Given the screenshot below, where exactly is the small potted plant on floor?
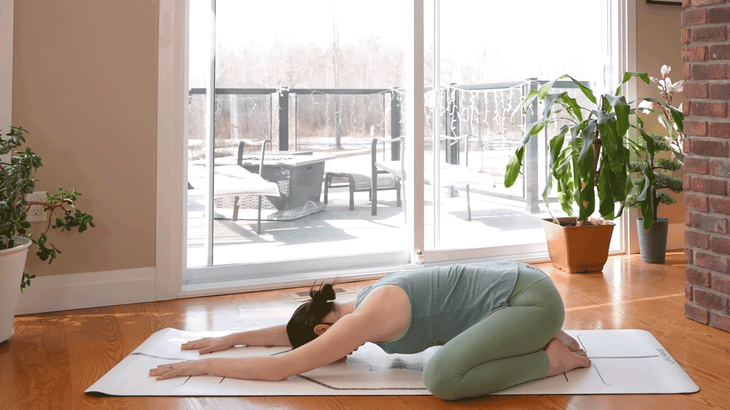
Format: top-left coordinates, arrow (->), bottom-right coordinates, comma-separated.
1,126 -> 94,342
628,65 -> 685,264
505,72 -> 650,273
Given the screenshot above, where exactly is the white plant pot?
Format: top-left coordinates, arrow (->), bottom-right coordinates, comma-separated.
0,237 -> 32,343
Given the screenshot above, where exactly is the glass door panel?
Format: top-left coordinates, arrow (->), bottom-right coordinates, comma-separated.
424,0 -> 623,254
185,0 -> 410,281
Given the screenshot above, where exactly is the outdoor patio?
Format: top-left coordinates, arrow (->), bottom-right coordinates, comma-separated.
185,80 -> 595,268
186,147 -> 556,268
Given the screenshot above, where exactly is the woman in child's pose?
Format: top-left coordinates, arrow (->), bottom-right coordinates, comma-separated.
150,261 -> 590,400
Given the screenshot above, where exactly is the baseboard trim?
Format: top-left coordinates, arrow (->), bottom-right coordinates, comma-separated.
13,224 -> 686,315
15,267 -> 156,315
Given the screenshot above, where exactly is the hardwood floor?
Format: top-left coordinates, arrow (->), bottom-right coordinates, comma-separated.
2,252 -> 730,409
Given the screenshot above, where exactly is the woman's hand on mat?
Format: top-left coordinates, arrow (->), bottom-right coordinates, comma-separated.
181,336 -> 235,354
149,360 -> 208,380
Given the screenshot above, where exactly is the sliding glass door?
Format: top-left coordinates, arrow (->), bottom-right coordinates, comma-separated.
422,0 -> 626,261
184,0 -> 628,288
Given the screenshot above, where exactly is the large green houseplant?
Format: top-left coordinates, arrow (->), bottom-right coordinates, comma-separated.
505,72 -> 651,272
626,131 -> 683,263
1,126 -> 94,342
628,65 -> 685,263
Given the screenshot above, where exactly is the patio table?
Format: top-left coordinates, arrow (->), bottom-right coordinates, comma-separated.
215,152 -> 335,221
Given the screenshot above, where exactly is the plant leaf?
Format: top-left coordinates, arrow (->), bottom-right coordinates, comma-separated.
565,75 -> 596,104
504,146 -> 525,188
669,105 -> 684,133
578,120 -> 597,163
616,72 -> 650,95
638,128 -> 656,156
538,77 -> 561,99
543,92 -> 568,120
512,89 -> 541,120
525,119 -> 546,141
577,183 -> 595,221
604,94 -> 630,138
559,93 -> 583,122
636,165 -> 654,202
598,164 -> 615,218
594,109 -> 625,176
640,201 -> 654,230
548,126 -> 569,170
641,97 -> 661,103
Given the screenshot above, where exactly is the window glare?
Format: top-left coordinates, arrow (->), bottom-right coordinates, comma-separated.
190,0 -> 603,88
432,0 -> 603,82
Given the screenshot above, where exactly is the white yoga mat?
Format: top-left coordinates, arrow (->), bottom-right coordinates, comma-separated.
85,328 -> 699,396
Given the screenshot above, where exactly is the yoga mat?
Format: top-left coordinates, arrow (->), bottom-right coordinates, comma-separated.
85,328 -> 699,396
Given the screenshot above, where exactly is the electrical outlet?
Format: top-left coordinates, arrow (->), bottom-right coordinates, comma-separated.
26,191 -> 47,222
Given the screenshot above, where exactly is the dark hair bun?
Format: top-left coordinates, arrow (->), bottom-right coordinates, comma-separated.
287,280 -> 340,348
310,283 -> 336,304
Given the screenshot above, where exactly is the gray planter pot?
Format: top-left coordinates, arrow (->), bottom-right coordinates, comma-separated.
637,217 -> 669,264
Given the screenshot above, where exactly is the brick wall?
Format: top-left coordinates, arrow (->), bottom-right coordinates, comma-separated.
682,0 -> 730,332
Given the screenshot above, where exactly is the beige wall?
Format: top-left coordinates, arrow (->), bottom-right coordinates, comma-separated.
1,0 -> 12,133
12,0 -> 159,276
636,1 -> 685,224
10,2 -> 683,279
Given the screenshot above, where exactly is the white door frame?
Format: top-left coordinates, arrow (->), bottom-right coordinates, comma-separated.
155,0 -> 187,300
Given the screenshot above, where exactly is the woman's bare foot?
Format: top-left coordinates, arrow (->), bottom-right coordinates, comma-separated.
545,338 -> 592,377
557,330 -> 582,352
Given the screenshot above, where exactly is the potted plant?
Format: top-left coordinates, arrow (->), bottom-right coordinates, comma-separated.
629,65 -> 685,263
505,72 -> 650,273
1,126 -> 94,342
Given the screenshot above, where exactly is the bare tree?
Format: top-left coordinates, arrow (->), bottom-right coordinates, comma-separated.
331,0 -> 342,147
331,0 -> 340,88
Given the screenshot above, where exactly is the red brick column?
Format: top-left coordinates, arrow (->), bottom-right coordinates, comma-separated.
682,0 -> 730,332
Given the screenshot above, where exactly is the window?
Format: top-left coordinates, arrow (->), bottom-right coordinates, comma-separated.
174,0 -> 633,291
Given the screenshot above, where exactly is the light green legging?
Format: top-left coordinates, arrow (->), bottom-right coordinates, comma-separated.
422,263 -> 565,401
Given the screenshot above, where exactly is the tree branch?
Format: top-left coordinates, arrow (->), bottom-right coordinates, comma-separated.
25,199 -> 76,233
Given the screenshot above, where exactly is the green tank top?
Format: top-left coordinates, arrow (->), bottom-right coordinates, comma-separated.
355,261 -> 520,354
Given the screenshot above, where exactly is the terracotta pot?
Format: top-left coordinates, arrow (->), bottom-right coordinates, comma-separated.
542,217 -> 615,273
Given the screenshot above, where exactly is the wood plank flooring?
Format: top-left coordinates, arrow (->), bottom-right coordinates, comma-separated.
2,252 -> 730,409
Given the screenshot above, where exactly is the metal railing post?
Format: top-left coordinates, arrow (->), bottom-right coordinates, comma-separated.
335,95 -> 342,149
293,93 -> 297,151
278,87 -> 289,151
524,78 -> 540,214
445,83 -> 459,165
390,89 -> 401,161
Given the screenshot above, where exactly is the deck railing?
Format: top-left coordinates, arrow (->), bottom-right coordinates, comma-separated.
189,79 -> 591,213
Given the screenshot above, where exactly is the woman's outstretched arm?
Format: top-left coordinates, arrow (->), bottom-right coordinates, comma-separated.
197,286 -> 409,380
181,324 -> 291,354
150,285 -> 410,381
150,313 -> 372,381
